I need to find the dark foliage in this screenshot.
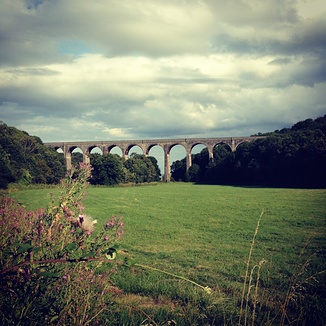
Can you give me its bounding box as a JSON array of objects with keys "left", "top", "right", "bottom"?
[
  {"left": 90, "top": 153, "right": 127, "bottom": 185},
  {"left": 0, "top": 122, "right": 161, "bottom": 188},
  {"left": 171, "top": 115, "right": 326, "bottom": 188},
  {"left": 0, "top": 123, "right": 65, "bottom": 188},
  {"left": 89, "top": 152, "right": 161, "bottom": 185},
  {"left": 123, "top": 153, "right": 161, "bottom": 184}
]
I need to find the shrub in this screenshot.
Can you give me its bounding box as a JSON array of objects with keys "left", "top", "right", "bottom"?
[{"left": 0, "top": 163, "right": 124, "bottom": 325}]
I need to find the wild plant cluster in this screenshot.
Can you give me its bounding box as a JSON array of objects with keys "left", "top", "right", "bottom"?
[{"left": 0, "top": 163, "right": 124, "bottom": 325}]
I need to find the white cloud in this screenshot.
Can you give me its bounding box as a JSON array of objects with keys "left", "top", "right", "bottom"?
[
  {"left": 0, "top": 0, "right": 325, "bottom": 145},
  {"left": 297, "top": 0, "right": 326, "bottom": 20}
]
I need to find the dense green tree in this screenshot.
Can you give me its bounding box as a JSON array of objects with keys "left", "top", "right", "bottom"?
[
  {"left": 187, "top": 164, "right": 200, "bottom": 182},
  {"left": 124, "top": 153, "right": 160, "bottom": 183},
  {"left": 72, "top": 152, "right": 83, "bottom": 166},
  {"left": 90, "top": 153, "right": 127, "bottom": 185},
  {"left": 171, "top": 159, "right": 186, "bottom": 182},
  {"left": 147, "top": 156, "right": 161, "bottom": 180},
  {"left": 0, "top": 144, "right": 14, "bottom": 188},
  {"left": 0, "top": 123, "right": 65, "bottom": 188}
]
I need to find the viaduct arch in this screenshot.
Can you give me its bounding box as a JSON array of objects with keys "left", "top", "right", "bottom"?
[{"left": 45, "top": 136, "right": 264, "bottom": 182}]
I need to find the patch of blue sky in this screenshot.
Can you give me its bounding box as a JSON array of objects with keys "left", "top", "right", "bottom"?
[
  {"left": 25, "top": 0, "right": 44, "bottom": 10},
  {"left": 58, "top": 40, "right": 95, "bottom": 57}
]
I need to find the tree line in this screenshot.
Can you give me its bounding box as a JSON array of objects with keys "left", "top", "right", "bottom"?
[
  {"left": 0, "top": 122, "right": 161, "bottom": 188},
  {"left": 0, "top": 122, "right": 66, "bottom": 188},
  {"left": 171, "top": 115, "right": 326, "bottom": 188},
  {"left": 1, "top": 115, "right": 325, "bottom": 189}
]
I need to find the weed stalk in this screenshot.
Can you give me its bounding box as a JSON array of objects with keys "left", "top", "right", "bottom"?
[
  {"left": 238, "top": 209, "right": 264, "bottom": 326},
  {"left": 135, "top": 263, "right": 212, "bottom": 294}
]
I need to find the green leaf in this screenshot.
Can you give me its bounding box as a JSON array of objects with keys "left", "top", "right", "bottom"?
[
  {"left": 50, "top": 316, "right": 59, "bottom": 323},
  {"left": 17, "top": 243, "right": 33, "bottom": 254},
  {"left": 32, "top": 247, "right": 41, "bottom": 254},
  {"left": 83, "top": 251, "right": 96, "bottom": 259},
  {"left": 65, "top": 242, "right": 78, "bottom": 253}
]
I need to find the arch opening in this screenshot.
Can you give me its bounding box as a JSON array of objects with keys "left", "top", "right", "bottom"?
[
  {"left": 127, "top": 145, "right": 143, "bottom": 157},
  {"left": 148, "top": 145, "right": 164, "bottom": 180},
  {"left": 212, "top": 143, "right": 232, "bottom": 162},
  {"left": 170, "top": 144, "right": 187, "bottom": 182},
  {"left": 109, "top": 146, "right": 123, "bottom": 157},
  {"left": 89, "top": 146, "right": 102, "bottom": 155},
  {"left": 71, "top": 147, "right": 83, "bottom": 165},
  {"left": 191, "top": 143, "right": 210, "bottom": 168}
]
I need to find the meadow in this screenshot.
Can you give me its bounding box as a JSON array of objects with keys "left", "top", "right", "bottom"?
[{"left": 9, "top": 183, "right": 326, "bottom": 325}]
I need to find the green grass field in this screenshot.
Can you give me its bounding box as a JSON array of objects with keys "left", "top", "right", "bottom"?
[{"left": 8, "top": 183, "right": 326, "bottom": 325}]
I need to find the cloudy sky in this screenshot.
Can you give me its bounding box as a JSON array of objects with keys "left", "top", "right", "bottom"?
[{"left": 1, "top": 0, "right": 326, "bottom": 144}]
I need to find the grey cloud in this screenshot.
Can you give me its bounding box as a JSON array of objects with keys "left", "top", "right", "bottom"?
[
  {"left": 293, "top": 58, "right": 326, "bottom": 86},
  {"left": 268, "top": 58, "right": 292, "bottom": 65},
  {"left": 2, "top": 0, "right": 324, "bottom": 65},
  {"left": 0, "top": 0, "right": 214, "bottom": 65},
  {"left": 0, "top": 0, "right": 325, "bottom": 143},
  {"left": 25, "top": 0, "right": 45, "bottom": 10},
  {"left": 210, "top": 10, "right": 326, "bottom": 59},
  {"left": 266, "top": 57, "right": 326, "bottom": 87},
  {"left": 3, "top": 67, "right": 59, "bottom": 76},
  {"left": 206, "top": 0, "right": 299, "bottom": 27}
]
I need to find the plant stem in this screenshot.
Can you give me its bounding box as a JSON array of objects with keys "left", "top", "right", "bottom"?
[
  {"left": 238, "top": 209, "right": 264, "bottom": 326},
  {"left": 135, "top": 263, "right": 212, "bottom": 294},
  {"left": 1, "top": 256, "right": 115, "bottom": 275}
]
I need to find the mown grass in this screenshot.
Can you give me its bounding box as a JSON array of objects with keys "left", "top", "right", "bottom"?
[{"left": 9, "top": 183, "right": 326, "bottom": 325}]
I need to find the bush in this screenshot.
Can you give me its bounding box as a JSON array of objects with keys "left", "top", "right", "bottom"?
[{"left": 0, "top": 163, "right": 124, "bottom": 325}]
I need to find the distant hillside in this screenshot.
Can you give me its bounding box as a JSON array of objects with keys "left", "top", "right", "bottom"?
[
  {"left": 171, "top": 115, "right": 326, "bottom": 188},
  {"left": 0, "top": 122, "right": 65, "bottom": 188}
]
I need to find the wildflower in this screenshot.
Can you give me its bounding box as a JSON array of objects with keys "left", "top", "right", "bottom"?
[
  {"left": 61, "top": 204, "right": 75, "bottom": 219},
  {"left": 79, "top": 214, "right": 84, "bottom": 223},
  {"left": 104, "top": 235, "right": 109, "bottom": 241},
  {"left": 78, "top": 214, "right": 97, "bottom": 232}
]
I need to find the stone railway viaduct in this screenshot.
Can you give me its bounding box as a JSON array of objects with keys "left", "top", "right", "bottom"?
[{"left": 45, "top": 136, "right": 263, "bottom": 182}]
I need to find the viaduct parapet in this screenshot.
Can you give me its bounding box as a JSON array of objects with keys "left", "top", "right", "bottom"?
[{"left": 45, "top": 136, "right": 264, "bottom": 182}]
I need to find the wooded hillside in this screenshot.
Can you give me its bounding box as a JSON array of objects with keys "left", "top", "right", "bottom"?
[
  {"left": 172, "top": 115, "right": 326, "bottom": 188},
  {"left": 0, "top": 123, "right": 65, "bottom": 188}
]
